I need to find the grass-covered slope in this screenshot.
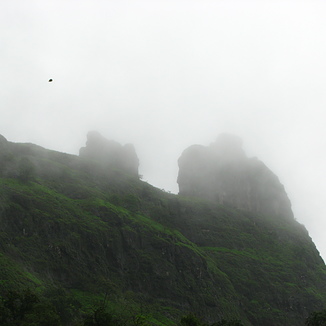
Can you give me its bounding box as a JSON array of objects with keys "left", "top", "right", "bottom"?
[{"left": 0, "top": 137, "right": 325, "bottom": 325}]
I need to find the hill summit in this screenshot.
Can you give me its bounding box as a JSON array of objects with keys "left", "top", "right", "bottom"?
[
  {"left": 178, "top": 133, "right": 293, "bottom": 219},
  {"left": 0, "top": 132, "right": 325, "bottom": 326},
  {"left": 79, "top": 130, "right": 139, "bottom": 177}
]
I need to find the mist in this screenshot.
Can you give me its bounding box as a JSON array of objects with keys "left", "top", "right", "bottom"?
[{"left": 1, "top": 0, "right": 326, "bottom": 261}]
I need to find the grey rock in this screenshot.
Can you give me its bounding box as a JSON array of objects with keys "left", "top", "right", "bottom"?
[
  {"left": 79, "top": 131, "right": 139, "bottom": 177},
  {"left": 178, "top": 134, "right": 293, "bottom": 219}
]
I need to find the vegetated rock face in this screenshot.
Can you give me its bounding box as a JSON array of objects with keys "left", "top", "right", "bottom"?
[
  {"left": 178, "top": 134, "right": 293, "bottom": 219},
  {"left": 0, "top": 133, "right": 325, "bottom": 326},
  {"left": 79, "top": 131, "right": 139, "bottom": 177}
]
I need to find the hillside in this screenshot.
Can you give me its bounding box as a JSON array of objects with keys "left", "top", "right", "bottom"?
[{"left": 0, "top": 133, "right": 325, "bottom": 325}]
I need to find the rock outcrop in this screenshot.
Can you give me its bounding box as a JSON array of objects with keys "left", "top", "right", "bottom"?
[
  {"left": 79, "top": 131, "right": 139, "bottom": 177},
  {"left": 178, "top": 134, "right": 293, "bottom": 219}
]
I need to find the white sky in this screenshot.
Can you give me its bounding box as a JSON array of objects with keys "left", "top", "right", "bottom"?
[{"left": 1, "top": 0, "right": 326, "bottom": 261}]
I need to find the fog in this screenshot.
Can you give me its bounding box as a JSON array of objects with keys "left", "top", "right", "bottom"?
[{"left": 1, "top": 1, "right": 326, "bottom": 261}]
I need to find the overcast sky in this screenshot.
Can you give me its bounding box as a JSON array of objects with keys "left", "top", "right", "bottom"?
[{"left": 1, "top": 0, "right": 326, "bottom": 261}]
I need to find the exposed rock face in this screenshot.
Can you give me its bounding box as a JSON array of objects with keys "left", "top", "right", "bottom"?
[
  {"left": 178, "top": 134, "right": 293, "bottom": 218},
  {"left": 79, "top": 131, "right": 139, "bottom": 177}
]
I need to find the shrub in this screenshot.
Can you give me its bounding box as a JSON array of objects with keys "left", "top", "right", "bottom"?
[{"left": 305, "top": 309, "right": 326, "bottom": 326}]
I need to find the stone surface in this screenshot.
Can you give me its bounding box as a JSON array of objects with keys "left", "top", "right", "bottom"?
[
  {"left": 177, "top": 134, "right": 293, "bottom": 218},
  {"left": 79, "top": 131, "right": 139, "bottom": 177}
]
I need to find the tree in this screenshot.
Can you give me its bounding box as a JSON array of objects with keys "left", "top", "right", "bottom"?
[
  {"left": 0, "top": 289, "right": 61, "bottom": 326},
  {"left": 0, "top": 289, "right": 39, "bottom": 324},
  {"left": 44, "top": 286, "right": 82, "bottom": 325},
  {"left": 211, "top": 320, "right": 244, "bottom": 326},
  {"left": 131, "top": 314, "right": 152, "bottom": 326},
  {"left": 84, "top": 306, "right": 118, "bottom": 326},
  {"left": 179, "top": 314, "right": 205, "bottom": 326},
  {"left": 305, "top": 309, "right": 326, "bottom": 326}
]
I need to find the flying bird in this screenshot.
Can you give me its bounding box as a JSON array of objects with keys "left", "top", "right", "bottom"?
[{"left": 48, "top": 79, "right": 53, "bottom": 82}]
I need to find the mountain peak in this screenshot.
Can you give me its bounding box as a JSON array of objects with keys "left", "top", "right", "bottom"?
[
  {"left": 178, "top": 135, "right": 293, "bottom": 219},
  {"left": 210, "top": 133, "right": 246, "bottom": 160},
  {"left": 79, "top": 131, "right": 139, "bottom": 177}
]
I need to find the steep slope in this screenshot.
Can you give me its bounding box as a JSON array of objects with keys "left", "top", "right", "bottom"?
[{"left": 0, "top": 134, "right": 325, "bottom": 326}]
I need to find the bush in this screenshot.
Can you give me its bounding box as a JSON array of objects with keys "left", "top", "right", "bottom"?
[
  {"left": 212, "top": 320, "right": 244, "bottom": 326},
  {"left": 84, "top": 306, "right": 118, "bottom": 326},
  {"left": 0, "top": 289, "right": 61, "bottom": 326},
  {"left": 179, "top": 314, "right": 205, "bottom": 326},
  {"left": 305, "top": 309, "right": 326, "bottom": 326}
]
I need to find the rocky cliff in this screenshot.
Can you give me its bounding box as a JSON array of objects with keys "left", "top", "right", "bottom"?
[
  {"left": 79, "top": 131, "right": 139, "bottom": 178},
  {"left": 0, "top": 133, "right": 325, "bottom": 325},
  {"left": 178, "top": 134, "right": 293, "bottom": 219}
]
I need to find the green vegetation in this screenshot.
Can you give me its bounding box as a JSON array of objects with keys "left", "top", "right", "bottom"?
[
  {"left": 305, "top": 309, "right": 326, "bottom": 326},
  {"left": 0, "top": 289, "right": 60, "bottom": 326},
  {"left": 0, "top": 140, "right": 325, "bottom": 325}
]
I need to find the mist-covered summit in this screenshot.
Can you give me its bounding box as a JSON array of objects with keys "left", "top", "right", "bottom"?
[
  {"left": 79, "top": 131, "right": 139, "bottom": 177},
  {"left": 178, "top": 134, "right": 293, "bottom": 219}
]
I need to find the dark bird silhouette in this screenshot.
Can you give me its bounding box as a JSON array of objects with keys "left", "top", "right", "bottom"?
[{"left": 48, "top": 79, "right": 53, "bottom": 82}]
